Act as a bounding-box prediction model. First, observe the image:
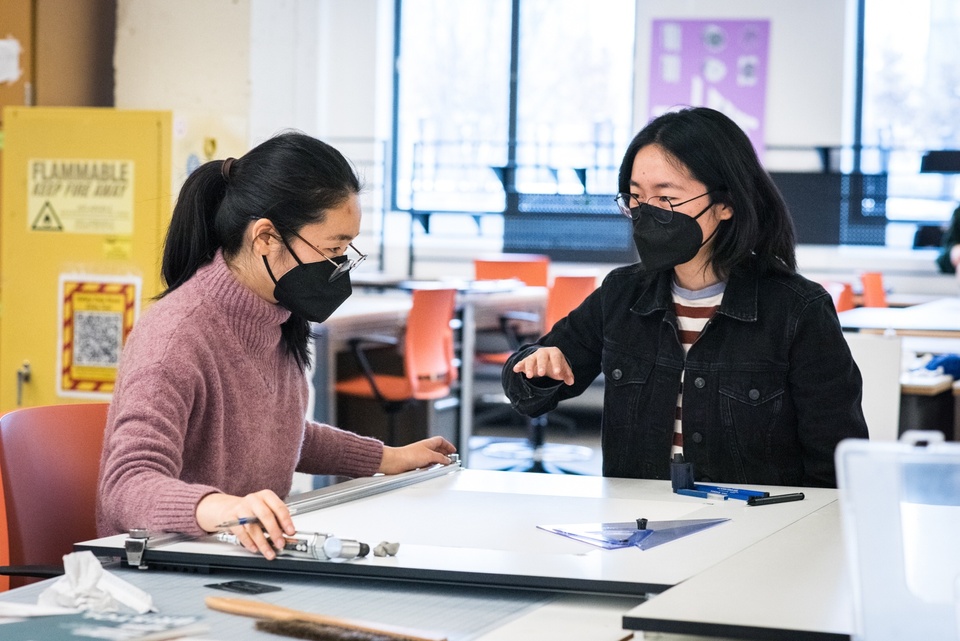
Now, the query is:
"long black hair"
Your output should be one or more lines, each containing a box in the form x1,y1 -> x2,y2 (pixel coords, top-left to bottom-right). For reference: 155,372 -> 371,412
618,107 -> 796,279
160,131 -> 361,369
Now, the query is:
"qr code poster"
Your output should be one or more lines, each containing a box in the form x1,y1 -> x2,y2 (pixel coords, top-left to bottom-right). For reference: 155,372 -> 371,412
58,275 -> 141,398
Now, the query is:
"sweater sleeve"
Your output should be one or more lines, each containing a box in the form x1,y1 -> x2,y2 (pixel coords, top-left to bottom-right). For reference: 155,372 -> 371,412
297,421 -> 383,477
97,361 -> 220,538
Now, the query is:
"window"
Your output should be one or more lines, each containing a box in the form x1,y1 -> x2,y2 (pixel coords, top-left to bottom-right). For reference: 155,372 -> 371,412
393,0 -> 635,214
393,0 -> 511,213
515,0 -> 634,196
861,0 -> 960,240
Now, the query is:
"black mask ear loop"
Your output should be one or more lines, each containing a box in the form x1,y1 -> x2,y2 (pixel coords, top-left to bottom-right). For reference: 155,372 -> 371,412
263,255 -> 280,286
692,201 -> 722,248
262,232 -> 305,286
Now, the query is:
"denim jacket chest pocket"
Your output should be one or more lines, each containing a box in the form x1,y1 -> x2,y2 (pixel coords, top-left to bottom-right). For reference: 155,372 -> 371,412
717,372 -> 788,458
601,349 -> 656,430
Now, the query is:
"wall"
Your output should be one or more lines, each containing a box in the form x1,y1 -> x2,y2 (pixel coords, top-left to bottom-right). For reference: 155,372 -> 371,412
35,0 -> 115,107
634,0 -> 857,172
115,0 -> 252,129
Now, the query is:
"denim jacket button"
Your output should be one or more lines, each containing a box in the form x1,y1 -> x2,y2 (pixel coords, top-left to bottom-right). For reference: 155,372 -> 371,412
611,368 -> 622,381
691,432 -> 704,443
694,377 -> 705,389
749,388 -> 760,401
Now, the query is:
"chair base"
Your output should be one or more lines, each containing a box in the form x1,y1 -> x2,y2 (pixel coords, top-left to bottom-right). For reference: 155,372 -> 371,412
479,440 -> 594,475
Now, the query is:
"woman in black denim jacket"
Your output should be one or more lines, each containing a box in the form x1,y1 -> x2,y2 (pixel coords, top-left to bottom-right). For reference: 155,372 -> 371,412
502,107 -> 868,488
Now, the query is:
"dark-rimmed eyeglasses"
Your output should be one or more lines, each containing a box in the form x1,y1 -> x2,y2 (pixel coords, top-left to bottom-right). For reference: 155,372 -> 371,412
287,230 -> 367,282
615,190 -> 717,223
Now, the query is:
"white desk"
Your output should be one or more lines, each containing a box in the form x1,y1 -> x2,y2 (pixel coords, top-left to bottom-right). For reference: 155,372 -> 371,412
623,501 -> 851,640
838,297 -> 960,337
312,287 -> 547,464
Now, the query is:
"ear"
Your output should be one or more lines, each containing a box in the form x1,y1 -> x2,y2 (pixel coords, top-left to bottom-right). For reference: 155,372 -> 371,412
249,218 -> 280,256
714,202 -> 734,222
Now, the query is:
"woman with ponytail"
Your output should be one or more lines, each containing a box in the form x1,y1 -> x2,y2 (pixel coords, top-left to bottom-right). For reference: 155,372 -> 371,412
503,107 -> 867,488
97,132 -> 455,558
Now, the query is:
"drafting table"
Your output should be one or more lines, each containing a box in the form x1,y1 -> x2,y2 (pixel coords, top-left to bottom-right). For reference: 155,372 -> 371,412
69,469 -> 849,641
312,286 -> 547,463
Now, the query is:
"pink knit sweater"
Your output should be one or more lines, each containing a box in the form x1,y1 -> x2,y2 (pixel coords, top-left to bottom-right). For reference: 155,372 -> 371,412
96,252 -> 383,537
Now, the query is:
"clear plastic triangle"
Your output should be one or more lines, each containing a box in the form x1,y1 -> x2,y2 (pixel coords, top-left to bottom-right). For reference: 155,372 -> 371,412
538,518 -> 728,550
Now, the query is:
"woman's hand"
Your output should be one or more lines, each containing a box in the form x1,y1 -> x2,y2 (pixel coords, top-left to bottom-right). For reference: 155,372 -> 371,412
512,346 -> 574,386
379,436 -> 456,474
196,490 -> 295,560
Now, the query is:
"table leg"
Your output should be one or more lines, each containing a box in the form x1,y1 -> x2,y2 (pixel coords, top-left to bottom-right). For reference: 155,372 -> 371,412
460,300 -> 476,466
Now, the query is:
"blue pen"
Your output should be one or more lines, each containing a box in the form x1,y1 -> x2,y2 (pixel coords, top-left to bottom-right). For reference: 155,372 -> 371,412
676,488 -> 727,500
694,483 -> 769,500
216,516 -> 261,529
217,507 -> 299,530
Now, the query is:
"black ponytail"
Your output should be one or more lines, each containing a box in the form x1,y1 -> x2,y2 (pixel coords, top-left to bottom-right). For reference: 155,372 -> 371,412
160,161 -> 228,293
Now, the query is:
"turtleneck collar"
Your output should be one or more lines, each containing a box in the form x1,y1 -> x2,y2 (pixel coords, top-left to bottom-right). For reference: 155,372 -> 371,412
194,250 -> 292,355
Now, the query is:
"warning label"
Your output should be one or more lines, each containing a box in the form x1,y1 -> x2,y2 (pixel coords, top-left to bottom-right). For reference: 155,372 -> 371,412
58,275 -> 141,396
28,159 -> 135,235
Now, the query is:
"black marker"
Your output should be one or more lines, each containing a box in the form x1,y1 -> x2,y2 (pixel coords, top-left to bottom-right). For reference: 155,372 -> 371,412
747,492 -> 805,506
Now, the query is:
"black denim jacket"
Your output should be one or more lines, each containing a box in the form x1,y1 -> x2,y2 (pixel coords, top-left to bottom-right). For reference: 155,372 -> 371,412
502,260 -> 869,487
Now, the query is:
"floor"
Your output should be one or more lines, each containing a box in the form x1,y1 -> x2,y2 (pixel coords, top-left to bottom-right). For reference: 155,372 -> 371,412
467,404 -> 603,476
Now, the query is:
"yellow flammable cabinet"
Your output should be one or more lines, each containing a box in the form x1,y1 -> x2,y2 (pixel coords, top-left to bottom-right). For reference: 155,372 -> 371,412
0,107 -> 172,412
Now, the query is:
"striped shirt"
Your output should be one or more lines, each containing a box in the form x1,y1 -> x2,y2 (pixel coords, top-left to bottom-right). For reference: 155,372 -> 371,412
670,280 -> 725,458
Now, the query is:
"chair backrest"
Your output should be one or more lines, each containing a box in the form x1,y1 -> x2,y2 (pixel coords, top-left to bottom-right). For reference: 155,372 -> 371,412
822,281 -> 855,313
545,275 -> 597,329
0,402 -> 108,588
843,332 -> 902,442
474,254 -> 550,287
404,289 -> 458,394
860,272 -> 889,308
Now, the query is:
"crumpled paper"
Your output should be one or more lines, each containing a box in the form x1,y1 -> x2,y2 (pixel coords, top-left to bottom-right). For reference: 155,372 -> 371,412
36,550 -> 155,614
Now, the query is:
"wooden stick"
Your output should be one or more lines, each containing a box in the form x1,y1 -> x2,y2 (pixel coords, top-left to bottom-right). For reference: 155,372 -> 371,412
205,595 -> 447,641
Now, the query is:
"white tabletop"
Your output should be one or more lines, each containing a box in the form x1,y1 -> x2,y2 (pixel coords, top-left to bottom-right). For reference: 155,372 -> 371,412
78,470 -> 837,597
839,297 -> 960,335
623,500 -> 851,640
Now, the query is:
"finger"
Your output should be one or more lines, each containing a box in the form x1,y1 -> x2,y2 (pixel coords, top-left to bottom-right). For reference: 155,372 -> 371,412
231,525 -> 260,556
534,352 -> 550,377
547,351 -> 575,385
244,522 -> 277,560
428,436 -> 456,454
231,519 -> 275,560
259,493 -> 296,537
513,355 -> 536,375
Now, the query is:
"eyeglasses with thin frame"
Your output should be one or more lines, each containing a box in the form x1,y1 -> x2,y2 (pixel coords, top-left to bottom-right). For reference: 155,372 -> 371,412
287,229 -> 367,282
614,190 -> 717,223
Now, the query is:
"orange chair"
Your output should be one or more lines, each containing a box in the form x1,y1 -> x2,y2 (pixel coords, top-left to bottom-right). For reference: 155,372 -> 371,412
474,255 -> 551,366
822,281 -> 855,313
335,289 -> 458,446
0,402 -> 109,590
475,274 -> 598,474
860,272 -> 889,308
545,275 -> 599,330
474,254 -> 550,288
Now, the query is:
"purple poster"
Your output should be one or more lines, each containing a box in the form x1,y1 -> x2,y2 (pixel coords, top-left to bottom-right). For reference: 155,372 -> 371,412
648,19 -> 770,158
